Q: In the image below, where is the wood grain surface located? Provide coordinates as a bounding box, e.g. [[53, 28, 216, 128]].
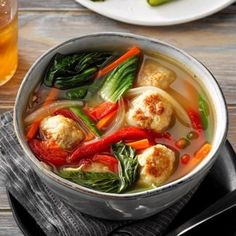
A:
[[0, 0, 236, 235]]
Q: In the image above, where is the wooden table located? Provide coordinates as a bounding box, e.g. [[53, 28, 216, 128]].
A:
[[0, 0, 235, 235]]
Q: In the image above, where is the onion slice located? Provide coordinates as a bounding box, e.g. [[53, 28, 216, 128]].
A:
[[103, 98, 125, 137], [126, 86, 191, 126], [24, 100, 84, 125]]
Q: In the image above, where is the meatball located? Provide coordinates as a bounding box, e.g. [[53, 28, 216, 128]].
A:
[[82, 162, 111, 173], [137, 59, 176, 89], [138, 144, 176, 186], [126, 91, 173, 132], [40, 115, 84, 150]]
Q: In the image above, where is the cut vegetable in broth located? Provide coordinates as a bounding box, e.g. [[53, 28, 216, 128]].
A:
[[100, 56, 139, 102], [44, 52, 112, 89], [24, 100, 84, 125], [24, 47, 214, 193], [199, 94, 209, 130]]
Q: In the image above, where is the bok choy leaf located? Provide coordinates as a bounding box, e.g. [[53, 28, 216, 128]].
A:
[[58, 142, 138, 193], [111, 141, 139, 193], [99, 56, 139, 102], [44, 52, 111, 89], [59, 168, 120, 193]]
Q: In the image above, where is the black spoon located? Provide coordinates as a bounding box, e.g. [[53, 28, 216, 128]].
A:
[[167, 189, 236, 235]]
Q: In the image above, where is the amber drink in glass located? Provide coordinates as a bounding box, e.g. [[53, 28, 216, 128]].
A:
[[0, 0, 17, 86]]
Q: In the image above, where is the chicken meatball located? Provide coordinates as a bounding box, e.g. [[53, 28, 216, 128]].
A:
[[126, 91, 173, 132], [82, 162, 111, 173], [40, 115, 84, 150], [138, 144, 175, 187], [137, 59, 176, 89]]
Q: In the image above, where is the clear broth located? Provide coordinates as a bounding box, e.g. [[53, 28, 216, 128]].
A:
[[25, 49, 214, 192]]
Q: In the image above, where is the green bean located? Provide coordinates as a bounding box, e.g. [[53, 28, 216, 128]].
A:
[[199, 94, 209, 130], [69, 107, 101, 137], [147, 0, 173, 6]]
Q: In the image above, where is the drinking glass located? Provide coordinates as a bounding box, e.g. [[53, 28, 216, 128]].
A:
[[0, 0, 18, 86]]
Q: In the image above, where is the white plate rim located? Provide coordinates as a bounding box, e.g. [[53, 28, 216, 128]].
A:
[[75, 0, 235, 26]]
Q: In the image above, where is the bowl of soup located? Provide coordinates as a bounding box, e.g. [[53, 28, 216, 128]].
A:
[[14, 33, 227, 220]]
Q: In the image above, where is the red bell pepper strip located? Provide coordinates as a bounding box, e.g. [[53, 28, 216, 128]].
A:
[[187, 109, 204, 140], [87, 102, 118, 121], [68, 127, 150, 163], [188, 109, 203, 131], [144, 130, 176, 147], [92, 154, 118, 173], [29, 139, 69, 166]]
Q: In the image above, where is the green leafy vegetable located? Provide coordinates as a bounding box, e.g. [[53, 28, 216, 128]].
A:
[[69, 106, 102, 136], [58, 142, 138, 193], [44, 52, 111, 89], [66, 87, 88, 100], [54, 67, 98, 90], [59, 168, 120, 193], [100, 56, 139, 102], [66, 73, 107, 100], [199, 94, 209, 130], [84, 75, 107, 100], [44, 53, 82, 87], [112, 141, 139, 193]]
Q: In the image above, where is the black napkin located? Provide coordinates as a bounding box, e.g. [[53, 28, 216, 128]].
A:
[[0, 111, 195, 236]]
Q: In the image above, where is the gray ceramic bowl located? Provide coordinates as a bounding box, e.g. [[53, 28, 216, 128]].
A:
[[14, 33, 228, 220]]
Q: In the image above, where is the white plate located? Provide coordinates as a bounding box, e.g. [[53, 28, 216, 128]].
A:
[[75, 0, 235, 26]]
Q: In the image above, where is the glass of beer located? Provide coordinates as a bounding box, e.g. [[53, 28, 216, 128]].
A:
[[0, 0, 18, 86]]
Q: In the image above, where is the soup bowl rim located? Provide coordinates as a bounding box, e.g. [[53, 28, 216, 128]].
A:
[[14, 32, 228, 199]]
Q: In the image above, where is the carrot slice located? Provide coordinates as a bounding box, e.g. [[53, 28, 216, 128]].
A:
[[96, 110, 117, 130], [84, 109, 117, 141], [44, 88, 59, 106], [96, 47, 141, 79], [26, 120, 41, 140], [26, 88, 59, 140], [127, 139, 150, 150], [194, 143, 212, 160], [181, 143, 212, 175], [88, 102, 118, 121], [84, 132, 95, 142]]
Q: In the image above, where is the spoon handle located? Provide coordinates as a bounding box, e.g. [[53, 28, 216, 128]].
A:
[[167, 190, 236, 235], [167, 140, 236, 236]]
